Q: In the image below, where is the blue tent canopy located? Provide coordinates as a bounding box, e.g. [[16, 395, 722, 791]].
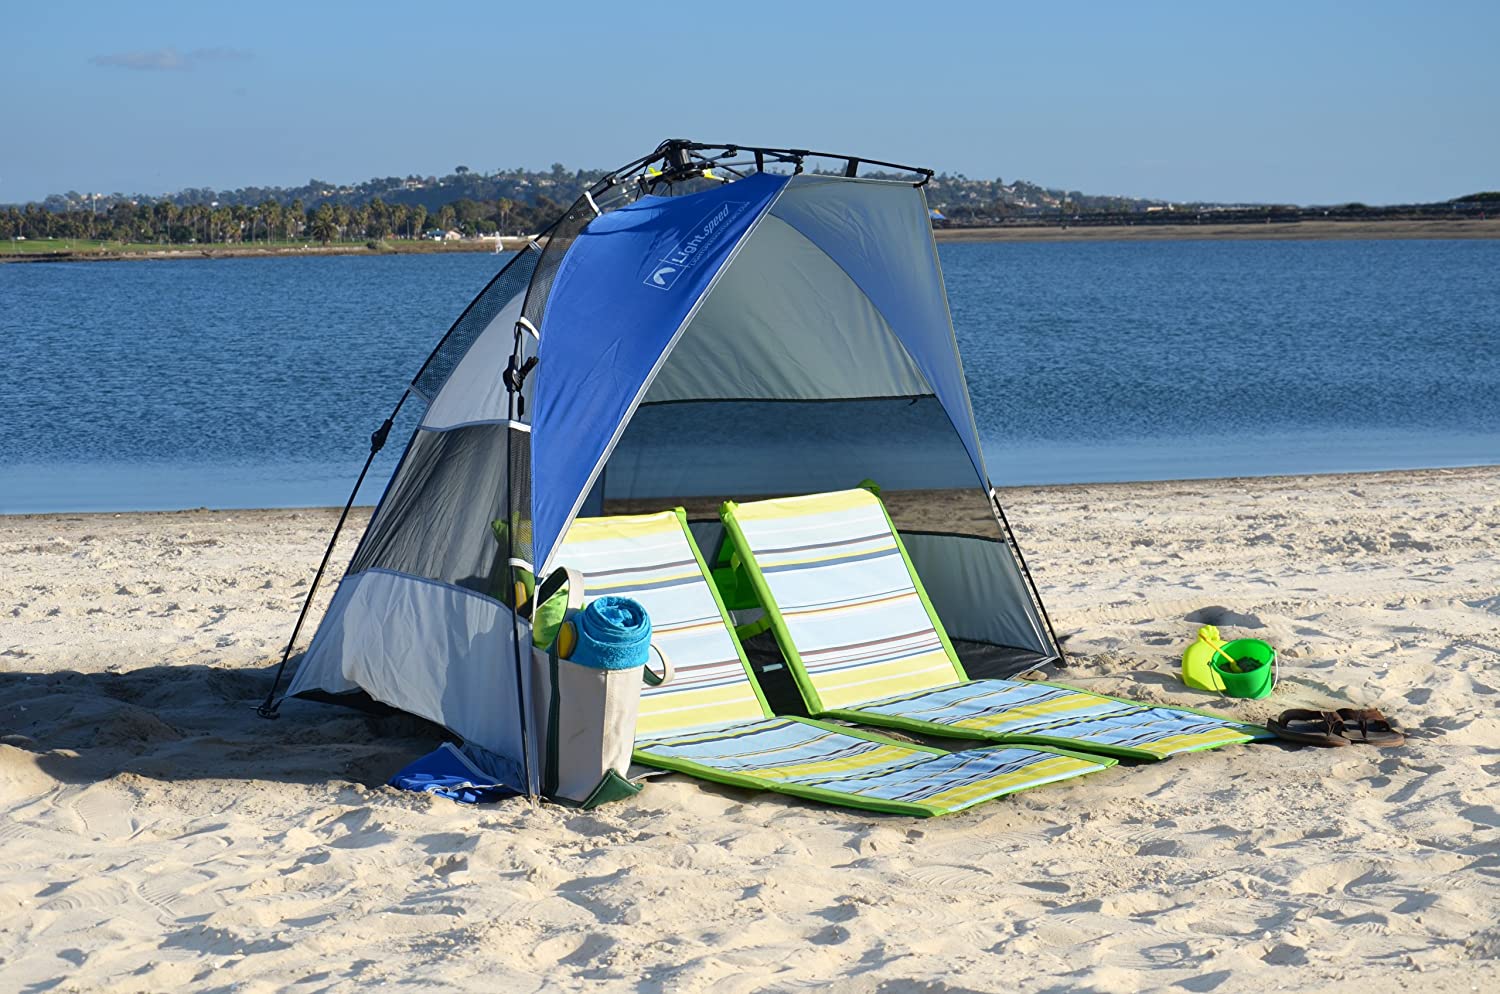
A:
[[530, 172, 991, 569], [532, 173, 788, 568]]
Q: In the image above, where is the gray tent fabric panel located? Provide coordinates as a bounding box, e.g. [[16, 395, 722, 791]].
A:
[[350, 424, 511, 592], [768, 176, 990, 486], [287, 568, 526, 781], [603, 398, 979, 500], [644, 215, 929, 403], [286, 611, 362, 698], [901, 531, 1052, 659], [420, 287, 526, 430]]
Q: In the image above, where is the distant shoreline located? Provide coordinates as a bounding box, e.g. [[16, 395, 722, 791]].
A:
[[0, 236, 534, 264], [933, 217, 1500, 242], [5, 218, 1498, 263]]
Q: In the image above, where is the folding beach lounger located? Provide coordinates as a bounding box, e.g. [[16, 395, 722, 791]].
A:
[[718, 489, 1266, 762], [553, 509, 1113, 816]]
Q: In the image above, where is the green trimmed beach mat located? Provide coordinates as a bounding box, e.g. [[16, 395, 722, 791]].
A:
[[553, 509, 1113, 816], [718, 488, 1267, 762]]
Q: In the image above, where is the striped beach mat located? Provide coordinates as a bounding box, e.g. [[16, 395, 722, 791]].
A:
[[554, 509, 1113, 815], [719, 488, 1263, 761], [636, 718, 1112, 818]]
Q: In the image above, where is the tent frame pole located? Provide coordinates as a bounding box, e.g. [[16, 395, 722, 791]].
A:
[[989, 492, 1069, 668], [502, 221, 577, 802], [257, 391, 409, 718], [502, 350, 538, 800], [595, 140, 935, 198]]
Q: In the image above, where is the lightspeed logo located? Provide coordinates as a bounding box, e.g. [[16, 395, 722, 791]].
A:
[[644, 200, 751, 291]]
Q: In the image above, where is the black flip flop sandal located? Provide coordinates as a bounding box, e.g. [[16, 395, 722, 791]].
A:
[[1267, 709, 1351, 747], [1335, 708, 1405, 748]]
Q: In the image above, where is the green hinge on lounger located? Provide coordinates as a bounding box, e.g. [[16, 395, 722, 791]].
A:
[[551, 507, 1115, 817], [717, 488, 1270, 762]]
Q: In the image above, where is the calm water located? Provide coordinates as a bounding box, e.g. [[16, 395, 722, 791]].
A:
[[2, 240, 1497, 513]]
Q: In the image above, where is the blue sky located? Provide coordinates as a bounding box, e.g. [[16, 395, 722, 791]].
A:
[[3, 1, 1495, 205]]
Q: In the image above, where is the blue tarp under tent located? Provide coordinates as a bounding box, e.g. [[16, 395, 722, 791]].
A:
[[264, 140, 1066, 796]]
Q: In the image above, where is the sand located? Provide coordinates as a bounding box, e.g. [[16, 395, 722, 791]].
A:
[[2, 467, 1497, 993]]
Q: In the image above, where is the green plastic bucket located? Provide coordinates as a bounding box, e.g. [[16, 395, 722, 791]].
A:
[[1209, 638, 1276, 699]]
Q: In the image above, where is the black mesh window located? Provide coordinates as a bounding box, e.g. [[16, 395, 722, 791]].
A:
[[411, 244, 541, 402], [350, 424, 513, 594]]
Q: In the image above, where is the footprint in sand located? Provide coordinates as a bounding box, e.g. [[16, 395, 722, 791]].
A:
[[532, 929, 615, 968], [136, 869, 224, 921], [34, 876, 133, 915], [63, 783, 138, 839], [903, 864, 996, 891]]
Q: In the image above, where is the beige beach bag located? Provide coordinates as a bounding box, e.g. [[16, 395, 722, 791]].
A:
[[527, 568, 672, 808]]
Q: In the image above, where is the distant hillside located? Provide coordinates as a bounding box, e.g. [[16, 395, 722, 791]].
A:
[[17, 166, 597, 215], [12, 164, 1176, 218], [5, 164, 1490, 249]]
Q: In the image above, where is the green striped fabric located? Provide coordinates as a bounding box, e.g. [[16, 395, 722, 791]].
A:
[[720, 488, 1263, 762], [556, 509, 768, 738], [552, 509, 1113, 815]]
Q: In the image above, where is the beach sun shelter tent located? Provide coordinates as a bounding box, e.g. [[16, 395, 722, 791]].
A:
[[265, 140, 1065, 794]]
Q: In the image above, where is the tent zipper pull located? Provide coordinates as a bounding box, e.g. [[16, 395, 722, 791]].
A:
[[370, 417, 394, 455], [504, 356, 539, 417]]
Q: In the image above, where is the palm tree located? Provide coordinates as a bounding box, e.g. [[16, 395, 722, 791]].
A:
[[350, 204, 372, 240], [231, 205, 251, 244], [180, 204, 204, 243], [261, 201, 283, 244], [153, 201, 177, 243], [212, 206, 234, 243], [368, 198, 390, 239], [309, 203, 338, 244], [330, 204, 350, 242]]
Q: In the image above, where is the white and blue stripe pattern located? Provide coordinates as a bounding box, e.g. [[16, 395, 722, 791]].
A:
[[728, 494, 962, 708], [554, 510, 1113, 814], [857, 682, 1246, 752], [637, 718, 1108, 811], [556, 512, 768, 736], [724, 489, 1256, 760]]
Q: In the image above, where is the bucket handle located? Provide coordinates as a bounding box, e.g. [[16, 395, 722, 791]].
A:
[[1210, 641, 1278, 698], [643, 644, 674, 687]]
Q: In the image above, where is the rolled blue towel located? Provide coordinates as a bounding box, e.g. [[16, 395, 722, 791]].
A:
[[570, 596, 652, 670]]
